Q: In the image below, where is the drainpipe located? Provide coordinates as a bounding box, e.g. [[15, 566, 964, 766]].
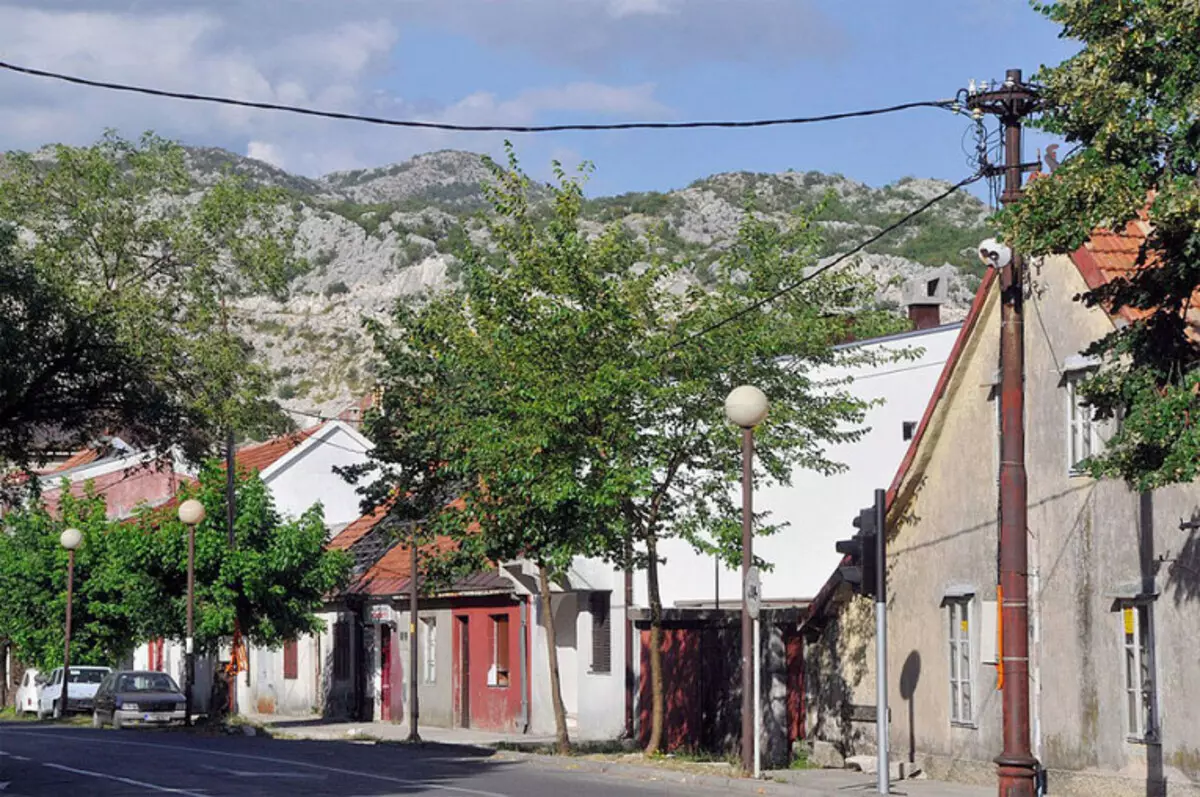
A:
[[1030, 529, 1042, 769], [520, 598, 530, 733]]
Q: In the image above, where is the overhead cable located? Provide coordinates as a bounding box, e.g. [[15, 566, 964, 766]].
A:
[[0, 59, 955, 134]]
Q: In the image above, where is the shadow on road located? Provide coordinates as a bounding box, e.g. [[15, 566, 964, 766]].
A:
[[0, 722, 518, 796]]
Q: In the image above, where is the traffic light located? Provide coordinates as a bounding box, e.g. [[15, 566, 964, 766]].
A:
[[836, 504, 879, 599]]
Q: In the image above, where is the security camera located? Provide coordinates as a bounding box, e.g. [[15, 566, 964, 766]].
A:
[[978, 238, 1013, 270]]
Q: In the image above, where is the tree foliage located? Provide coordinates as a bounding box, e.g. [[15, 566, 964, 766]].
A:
[[0, 466, 350, 671], [360, 145, 909, 754], [1001, 1, 1200, 489], [0, 130, 303, 471]]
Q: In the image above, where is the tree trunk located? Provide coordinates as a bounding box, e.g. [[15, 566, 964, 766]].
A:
[[537, 563, 571, 754], [0, 639, 8, 707], [644, 531, 665, 755]]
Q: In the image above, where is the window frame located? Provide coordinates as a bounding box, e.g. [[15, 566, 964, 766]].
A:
[[1065, 372, 1101, 475], [947, 596, 975, 727], [1118, 600, 1159, 743], [421, 616, 437, 684], [590, 592, 612, 675], [489, 614, 510, 688]]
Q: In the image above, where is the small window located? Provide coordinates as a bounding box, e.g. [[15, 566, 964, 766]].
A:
[[283, 640, 299, 680], [489, 614, 510, 687], [902, 421, 918, 441], [1119, 602, 1158, 741], [422, 617, 437, 684], [1066, 374, 1101, 473], [590, 592, 612, 674], [947, 598, 973, 725], [333, 619, 350, 680]]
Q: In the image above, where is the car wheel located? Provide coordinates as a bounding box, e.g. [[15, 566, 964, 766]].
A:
[[92, 710, 102, 729], [111, 712, 123, 730]]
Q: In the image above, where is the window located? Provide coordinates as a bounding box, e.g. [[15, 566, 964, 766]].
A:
[[1066, 374, 1100, 473], [422, 617, 437, 684], [283, 640, 298, 680], [947, 598, 973, 725], [1120, 602, 1158, 741], [489, 614, 510, 687], [902, 421, 918, 442], [333, 619, 350, 680], [590, 592, 612, 674]]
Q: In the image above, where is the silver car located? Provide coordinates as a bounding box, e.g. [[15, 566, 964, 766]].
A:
[[91, 670, 187, 729]]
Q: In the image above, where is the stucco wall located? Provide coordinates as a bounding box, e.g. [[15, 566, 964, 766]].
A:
[[265, 424, 372, 528], [809, 258, 1200, 796], [393, 606, 454, 727]]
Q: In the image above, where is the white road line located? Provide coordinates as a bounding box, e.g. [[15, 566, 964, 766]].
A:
[[2, 732, 509, 797], [43, 763, 208, 796], [9, 756, 29, 763]]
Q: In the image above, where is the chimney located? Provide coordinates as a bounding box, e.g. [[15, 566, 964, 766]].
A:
[[902, 272, 949, 330]]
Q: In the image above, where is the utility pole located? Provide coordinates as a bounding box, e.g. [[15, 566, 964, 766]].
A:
[[968, 68, 1041, 797], [873, 488, 888, 796], [407, 533, 421, 743], [225, 428, 240, 717]]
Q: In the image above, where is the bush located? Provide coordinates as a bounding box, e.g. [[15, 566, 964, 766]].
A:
[[324, 281, 350, 298]]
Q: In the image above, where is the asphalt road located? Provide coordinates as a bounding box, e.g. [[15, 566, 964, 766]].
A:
[[0, 722, 730, 797]]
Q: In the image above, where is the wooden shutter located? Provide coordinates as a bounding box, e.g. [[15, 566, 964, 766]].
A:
[[333, 620, 350, 679], [590, 592, 612, 674], [283, 640, 298, 680]]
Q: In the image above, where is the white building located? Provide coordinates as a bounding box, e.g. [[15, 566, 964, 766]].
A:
[[636, 279, 964, 608]]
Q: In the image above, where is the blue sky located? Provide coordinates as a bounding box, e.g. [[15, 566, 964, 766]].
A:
[[0, 1, 1080, 200]]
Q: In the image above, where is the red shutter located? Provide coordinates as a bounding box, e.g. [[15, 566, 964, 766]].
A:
[[283, 640, 298, 680]]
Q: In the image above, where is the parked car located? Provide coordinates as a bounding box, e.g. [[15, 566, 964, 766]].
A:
[[15, 669, 41, 716], [91, 670, 187, 729], [35, 666, 112, 719]]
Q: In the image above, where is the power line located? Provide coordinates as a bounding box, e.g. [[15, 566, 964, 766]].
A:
[[665, 172, 987, 353], [0, 59, 955, 134]]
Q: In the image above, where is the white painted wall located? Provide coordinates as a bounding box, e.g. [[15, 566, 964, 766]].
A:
[[634, 323, 963, 607], [262, 422, 374, 528]]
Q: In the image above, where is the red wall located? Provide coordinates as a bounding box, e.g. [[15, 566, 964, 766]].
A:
[[637, 628, 704, 751], [451, 600, 523, 732], [43, 467, 178, 520]]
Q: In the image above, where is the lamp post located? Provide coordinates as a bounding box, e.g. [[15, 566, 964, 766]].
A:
[[178, 499, 206, 727], [724, 385, 769, 777], [58, 527, 82, 720]]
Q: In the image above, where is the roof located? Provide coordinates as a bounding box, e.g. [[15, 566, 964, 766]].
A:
[[41, 448, 101, 475], [328, 502, 390, 551], [233, 424, 324, 474], [347, 536, 461, 597]]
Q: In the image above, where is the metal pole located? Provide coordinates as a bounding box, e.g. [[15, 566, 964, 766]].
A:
[[60, 550, 74, 720], [226, 427, 239, 717], [995, 67, 1037, 797], [185, 521, 195, 727], [740, 426, 754, 775], [407, 535, 420, 742], [752, 615, 761, 779], [624, 542, 634, 739], [874, 488, 889, 794], [715, 555, 720, 610]]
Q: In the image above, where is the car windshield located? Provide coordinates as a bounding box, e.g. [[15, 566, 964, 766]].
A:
[[70, 669, 107, 684], [117, 673, 178, 693]]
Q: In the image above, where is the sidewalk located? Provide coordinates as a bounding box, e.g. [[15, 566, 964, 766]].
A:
[[239, 713, 992, 797]]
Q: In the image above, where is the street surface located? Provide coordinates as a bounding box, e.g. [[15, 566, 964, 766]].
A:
[[0, 723, 742, 797]]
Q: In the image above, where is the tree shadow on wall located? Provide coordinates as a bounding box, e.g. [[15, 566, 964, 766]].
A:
[[807, 590, 873, 758], [1167, 519, 1200, 606]]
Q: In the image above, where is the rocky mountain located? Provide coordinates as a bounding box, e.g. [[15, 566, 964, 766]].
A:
[[194, 148, 992, 421]]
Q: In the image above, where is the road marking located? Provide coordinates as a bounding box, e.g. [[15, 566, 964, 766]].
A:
[[2, 731, 509, 797], [9, 756, 29, 763], [198, 764, 323, 779], [44, 763, 208, 796]]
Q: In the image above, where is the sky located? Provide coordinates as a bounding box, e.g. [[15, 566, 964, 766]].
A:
[[0, 1, 1081, 199]]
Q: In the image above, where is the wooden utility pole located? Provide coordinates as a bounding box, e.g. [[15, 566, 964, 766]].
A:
[[968, 68, 1041, 797]]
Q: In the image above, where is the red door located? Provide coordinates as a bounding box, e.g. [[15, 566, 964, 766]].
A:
[[380, 625, 392, 721]]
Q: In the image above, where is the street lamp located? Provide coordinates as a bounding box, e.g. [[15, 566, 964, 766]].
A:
[[58, 527, 82, 720], [178, 499, 205, 727], [724, 385, 768, 777]]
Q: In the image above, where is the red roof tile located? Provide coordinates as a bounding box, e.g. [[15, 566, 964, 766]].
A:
[[349, 536, 459, 597], [233, 424, 323, 475], [328, 502, 390, 551], [41, 448, 101, 475]]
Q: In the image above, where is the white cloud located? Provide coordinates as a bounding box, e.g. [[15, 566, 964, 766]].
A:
[[607, 0, 676, 20], [0, 3, 678, 177]]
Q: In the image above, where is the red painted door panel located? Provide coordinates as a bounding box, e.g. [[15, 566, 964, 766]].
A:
[[380, 625, 392, 721]]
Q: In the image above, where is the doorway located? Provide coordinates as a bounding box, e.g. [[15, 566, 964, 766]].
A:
[[380, 625, 392, 721], [457, 616, 470, 728]]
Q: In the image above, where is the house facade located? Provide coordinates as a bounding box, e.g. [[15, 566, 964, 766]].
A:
[[804, 223, 1200, 796]]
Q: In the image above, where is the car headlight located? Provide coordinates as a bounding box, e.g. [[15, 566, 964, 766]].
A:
[[121, 703, 139, 712]]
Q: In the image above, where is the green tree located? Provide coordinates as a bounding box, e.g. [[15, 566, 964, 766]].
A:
[[362, 147, 907, 756], [0, 467, 350, 675], [0, 130, 303, 470], [1001, 1, 1200, 489]]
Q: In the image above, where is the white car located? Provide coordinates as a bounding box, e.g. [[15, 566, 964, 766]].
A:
[[15, 669, 41, 716], [36, 666, 111, 719]]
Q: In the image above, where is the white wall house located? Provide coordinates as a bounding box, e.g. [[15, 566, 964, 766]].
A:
[[636, 286, 965, 609]]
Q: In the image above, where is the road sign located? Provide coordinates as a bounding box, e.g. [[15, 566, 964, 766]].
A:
[[745, 567, 761, 619]]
